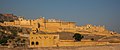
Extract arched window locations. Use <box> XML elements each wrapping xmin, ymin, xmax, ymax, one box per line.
<box><xmin>36</xmin><ymin>42</ymin><xmax>39</xmax><ymax>45</ymax></box>
<box><xmin>38</xmin><ymin>23</ymin><xmax>40</xmax><ymax>28</ymax></box>
<box><xmin>31</xmin><ymin>42</ymin><xmax>34</xmax><ymax>45</ymax></box>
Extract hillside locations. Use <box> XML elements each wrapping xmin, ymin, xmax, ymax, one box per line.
<box><xmin>53</xmin><ymin>32</ymin><xmax>120</xmax><ymax>43</ymax></box>
<box><xmin>0</xmin><ymin>25</ymin><xmax>30</xmax><ymax>47</ymax></box>
<box><xmin>0</xmin><ymin>14</ymin><xmax>18</xmax><ymax>23</ymax></box>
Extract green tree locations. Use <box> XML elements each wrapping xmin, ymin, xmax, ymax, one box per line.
<box><xmin>0</xmin><ymin>37</ymin><xmax>9</xmax><ymax>45</ymax></box>
<box><xmin>73</xmin><ymin>33</ymin><xmax>84</xmax><ymax>41</ymax></box>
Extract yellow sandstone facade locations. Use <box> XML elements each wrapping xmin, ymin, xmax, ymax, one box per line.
<box><xmin>2</xmin><ymin>16</ymin><xmax>114</xmax><ymax>34</ymax></box>
<box><xmin>76</xmin><ymin>24</ymin><xmax>106</xmax><ymax>32</ymax></box>
<box><xmin>29</xmin><ymin>33</ymin><xmax>59</xmax><ymax>47</ymax></box>
<box><xmin>3</xmin><ymin>17</ymin><xmax>76</xmax><ymax>33</ymax></box>
<box><xmin>39</xmin><ymin>17</ymin><xmax>76</xmax><ymax>32</ymax></box>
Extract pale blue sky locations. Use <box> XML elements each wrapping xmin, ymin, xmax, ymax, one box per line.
<box><xmin>0</xmin><ymin>0</ymin><xmax>120</xmax><ymax>33</ymax></box>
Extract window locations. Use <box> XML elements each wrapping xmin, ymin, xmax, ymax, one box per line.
<box><xmin>38</xmin><ymin>23</ymin><xmax>40</xmax><ymax>28</ymax></box>
<box><xmin>36</xmin><ymin>42</ymin><xmax>39</xmax><ymax>45</ymax></box>
<box><xmin>31</xmin><ymin>42</ymin><xmax>34</xmax><ymax>45</ymax></box>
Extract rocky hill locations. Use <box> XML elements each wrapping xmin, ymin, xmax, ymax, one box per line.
<box><xmin>0</xmin><ymin>14</ymin><xmax>18</xmax><ymax>23</ymax></box>
<box><xmin>0</xmin><ymin>25</ymin><xmax>30</xmax><ymax>47</ymax></box>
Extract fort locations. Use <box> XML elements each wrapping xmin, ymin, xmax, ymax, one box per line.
<box><xmin>2</xmin><ymin>16</ymin><xmax>114</xmax><ymax>34</ymax></box>
<box><xmin>0</xmin><ymin>15</ymin><xmax>119</xmax><ymax>48</ymax></box>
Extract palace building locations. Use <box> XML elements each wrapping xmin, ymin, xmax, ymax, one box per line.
<box><xmin>29</xmin><ymin>33</ymin><xmax>59</xmax><ymax>47</ymax></box>
<box><xmin>3</xmin><ymin>17</ymin><xmax>76</xmax><ymax>33</ymax></box>
<box><xmin>1</xmin><ymin>16</ymin><xmax>116</xmax><ymax>47</ymax></box>
<box><xmin>29</xmin><ymin>29</ymin><xmax>109</xmax><ymax>47</ymax></box>
<box><xmin>2</xmin><ymin>16</ymin><xmax>113</xmax><ymax>34</ymax></box>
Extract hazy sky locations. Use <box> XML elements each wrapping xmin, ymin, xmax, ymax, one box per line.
<box><xmin>0</xmin><ymin>0</ymin><xmax>120</xmax><ymax>33</ymax></box>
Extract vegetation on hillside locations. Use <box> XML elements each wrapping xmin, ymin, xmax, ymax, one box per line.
<box><xmin>0</xmin><ymin>14</ymin><xmax>18</xmax><ymax>23</ymax></box>
<box><xmin>0</xmin><ymin>26</ymin><xmax>30</xmax><ymax>47</ymax></box>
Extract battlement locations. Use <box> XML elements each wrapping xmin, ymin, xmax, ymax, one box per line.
<box><xmin>1</xmin><ymin>17</ymin><xmax>115</xmax><ymax>34</ymax></box>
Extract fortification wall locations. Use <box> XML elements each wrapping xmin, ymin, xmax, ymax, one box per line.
<box><xmin>0</xmin><ymin>44</ymin><xmax>120</xmax><ymax>50</ymax></box>
<box><xmin>58</xmin><ymin>41</ymin><xmax>109</xmax><ymax>47</ymax></box>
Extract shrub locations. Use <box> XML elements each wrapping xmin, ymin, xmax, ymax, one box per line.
<box><xmin>73</xmin><ymin>33</ymin><xmax>84</xmax><ymax>41</ymax></box>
